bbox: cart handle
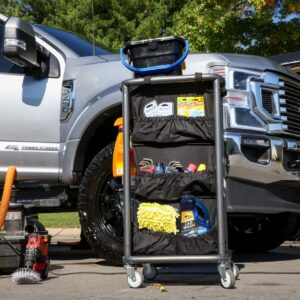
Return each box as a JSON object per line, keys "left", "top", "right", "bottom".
{"left": 120, "top": 39, "right": 189, "bottom": 75}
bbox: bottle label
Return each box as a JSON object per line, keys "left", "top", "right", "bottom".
{"left": 181, "top": 210, "right": 194, "bottom": 223}
{"left": 181, "top": 210, "right": 197, "bottom": 232}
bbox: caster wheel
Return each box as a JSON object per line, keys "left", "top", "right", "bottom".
{"left": 221, "top": 270, "right": 236, "bottom": 289}
{"left": 128, "top": 271, "right": 144, "bottom": 288}
{"left": 233, "top": 264, "right": 240, "bottom": 280}
{"left": 143, "top": 265, "right": 157, "bottom": 280}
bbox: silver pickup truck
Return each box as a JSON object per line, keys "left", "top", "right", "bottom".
{"left": 1, "top": 14, "right": 300, "bottom": 262}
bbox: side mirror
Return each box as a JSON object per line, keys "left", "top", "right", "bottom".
{"left": 3, "top": 17, "right": 40, "bottom": 68}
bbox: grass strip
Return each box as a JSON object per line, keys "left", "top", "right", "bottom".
{"left": 38, "top": 212, "right": 80, "bottom": 228}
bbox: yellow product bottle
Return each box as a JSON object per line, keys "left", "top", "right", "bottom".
{"left": 197, "top": 163, "right": 207, "bottom": 172}
{"left": 113, "top": 117, "right": 135, "bottom": 177}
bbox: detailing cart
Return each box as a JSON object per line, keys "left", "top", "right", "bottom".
{"left": 120, "top": 37, "right": 238, "bottom": 289}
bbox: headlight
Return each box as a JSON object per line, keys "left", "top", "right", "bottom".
{"left": 223, "top": 91, "right": 249, "bottom": 108}
{"left": 210, "top": 66, "right": 266, "bottom": 130}
{"left": 233, "top": 71, "right": 260, "bottom": 90}
{"left": 234, "top": 107, "right": 265, "bottom": 128}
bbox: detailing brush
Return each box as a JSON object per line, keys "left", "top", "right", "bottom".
{"left": 12, "top": 268, "right": 42, "bottom": 284}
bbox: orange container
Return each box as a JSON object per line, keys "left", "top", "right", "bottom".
{"left": 113, "top": 118, "right": 135, "bottom": 177}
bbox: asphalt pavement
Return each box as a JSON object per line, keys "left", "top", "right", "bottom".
{"left": 0, "top": 228, "right": 299, "bottom": 300}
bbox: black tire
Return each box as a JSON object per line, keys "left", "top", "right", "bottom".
{"left": 78, "top": 143, "right": 123, "bottom": 264}
{"left": 228, "top": 213, "right": 298, "bottom": 252}
{"left": 290, "top": 214, "right": 300, "bottom": 241}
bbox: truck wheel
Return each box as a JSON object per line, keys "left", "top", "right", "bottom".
{"left": 228, "top": 213, "right": 298, "bottom": 252}
{"left": 78, "top": 143, "right": 123, "bottom": 264}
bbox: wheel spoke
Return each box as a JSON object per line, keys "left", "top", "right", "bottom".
{"left": 109, "top": 177, "right": 121, "bottom": 190}
{"left": 96, "top": 174, "right": 123, "bottom": 238}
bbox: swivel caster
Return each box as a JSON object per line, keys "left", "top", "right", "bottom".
{"left": 221, "top": 270, "right": 236, "bottom": 289}
{"left": 143, "top": 264, "right": 157, "bottom": 280}
{"left": 233, "top": 264, "right": 240, "bottom": 280}
{"left": 127, "top": 270, "right": 144, "bottom": 288}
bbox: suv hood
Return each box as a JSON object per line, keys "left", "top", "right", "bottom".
{"left": 184, "top": 53, "right": 300, "bottom": 79}
{"left": 270, "top": 51, "right": 300, "bottom": 67}
{"left": 66, "top": 52, "right": 300, "bottom": 81}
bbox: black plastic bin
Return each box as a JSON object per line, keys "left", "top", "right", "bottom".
{"left": 121, "top": 36, "right": 188, "bottom": 76}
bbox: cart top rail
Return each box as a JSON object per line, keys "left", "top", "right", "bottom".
{"left": 122, "top": 73, "right": 225, "bottom": 87}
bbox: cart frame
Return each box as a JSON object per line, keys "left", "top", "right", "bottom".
{"left": 121, "top": 73, "right": 238, "bottom": 288}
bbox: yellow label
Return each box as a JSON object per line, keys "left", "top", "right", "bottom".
{"left": 177, "top": 96, "right": 205, "bottom": 117}
{"left": 181, "top": 211, "right": 195, "bottom": 223}
{"left": 189, "top": 96, "right": 205, "bottom": 117}
{"left": 177, "top": 97, "right": 189, "bottom": 117}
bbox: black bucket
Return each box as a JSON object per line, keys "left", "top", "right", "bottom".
{"left": 121, "top": 36, "right": 189, "bottom": 76}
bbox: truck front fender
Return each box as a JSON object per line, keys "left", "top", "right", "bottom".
{"left": 61, "top": 85, "right": 122, "bottom": 183}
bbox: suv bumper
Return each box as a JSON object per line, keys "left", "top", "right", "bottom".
{"left": 225, "top": 131, "right": 300, "bottom": 214}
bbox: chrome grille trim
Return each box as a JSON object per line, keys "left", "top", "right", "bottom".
{"left": 278, "top": 76, "right": 300, "bottom": 136}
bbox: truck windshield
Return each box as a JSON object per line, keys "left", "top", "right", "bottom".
{"left": 35, "top": 24, "right": 111, "bottom": 56}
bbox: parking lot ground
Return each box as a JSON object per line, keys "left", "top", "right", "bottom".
{"left": 0, "top": 230, "right": 299, "bottom": 300}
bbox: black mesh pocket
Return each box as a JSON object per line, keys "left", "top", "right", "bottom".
{"left": 176, "top": 226, "right": 217, "bottom": 255}
{"left": 133, "top": 198, "right": 217, "bottom": 255}
{"left": 130, "top": 82, "right": 215, "bottom": 119}
{"left": 133, "top": 229, "right": 176, "bottom": 255}
{"left": 133, "top": 227, "right": 217, "bottom": 255}
{"left": 132, "top": 116, "right": 214, "bottom": 144}
{"left": 135, "top": 171, "right": 215, "bottom": 201}
{"left": 133, "top": 144, "right": 215, "bottom": 174}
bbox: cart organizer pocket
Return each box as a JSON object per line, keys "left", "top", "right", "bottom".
{"left": 135, "top": 171, "right": 215, "bottom": 201}
{"left": 132, "top": 116, "right": 214, "bottom": 144}
{"left": 133, "top": 229, "right": 176, "bottom": 255}
{"left": 134, "top": 144, "right": 215, "bottom": 172}
{"left": 130, "top": 82, "right": 215, "bottom": 119}
{"left": 133, "top": 226, "right": 217, "bottom": 255}
{"left": 176, "top": 227, "right": 217, "bottom": 255}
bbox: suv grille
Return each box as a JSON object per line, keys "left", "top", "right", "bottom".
{"left": 279, "top": 77, "right": 300, "bottom": 136}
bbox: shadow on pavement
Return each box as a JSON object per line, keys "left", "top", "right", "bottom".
{"left": 145, "top": 274, "right": 222, "bottom": 287}
{"left": 48, "top": 243, "right": 300, "bottom": 279}
{"left": 232, "top": 244, "right": 300, "bottom": 263}
{"left": 49, "top": 271, "right": 124, "bottom": 276}
{"left": 49, "top": 245, "right": 96, "bottom": 260}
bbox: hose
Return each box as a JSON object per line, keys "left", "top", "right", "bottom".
{"left": 0, "top": 166, "right": 17, "bottom": 230}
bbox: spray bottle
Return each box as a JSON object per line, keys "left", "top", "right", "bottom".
{"left": 112, "top": 117, "right": 135, "bottom": 177}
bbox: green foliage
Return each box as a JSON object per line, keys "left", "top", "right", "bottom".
{"left": 170, "top": 0, "right": 300, "bottom": 56}
{"left": 0, "top": 0, "right": 299, "bottom": 55}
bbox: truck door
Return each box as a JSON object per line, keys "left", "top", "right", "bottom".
{"left": 0, "top": 19, "right": 65, "bottom": 181}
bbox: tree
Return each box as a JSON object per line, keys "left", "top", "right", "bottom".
{"left": 170, "top": 0, "right": 300, "bottom": 56}
{"left": 0, "top": 0, "right": 184, "bottom": 52}
{"left": 0, "top": 0, "right": 299, "bottom": 55}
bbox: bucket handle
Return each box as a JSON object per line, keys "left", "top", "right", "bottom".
{"left": 194, "top": 197, "right": 211, "bottom": 230}
{"left": 120, "top": 39, "right": 189, "bottom": 75}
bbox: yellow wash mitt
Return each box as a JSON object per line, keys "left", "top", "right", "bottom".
{"left": 137, "top": 203, "right": 179, "bottom": 234}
